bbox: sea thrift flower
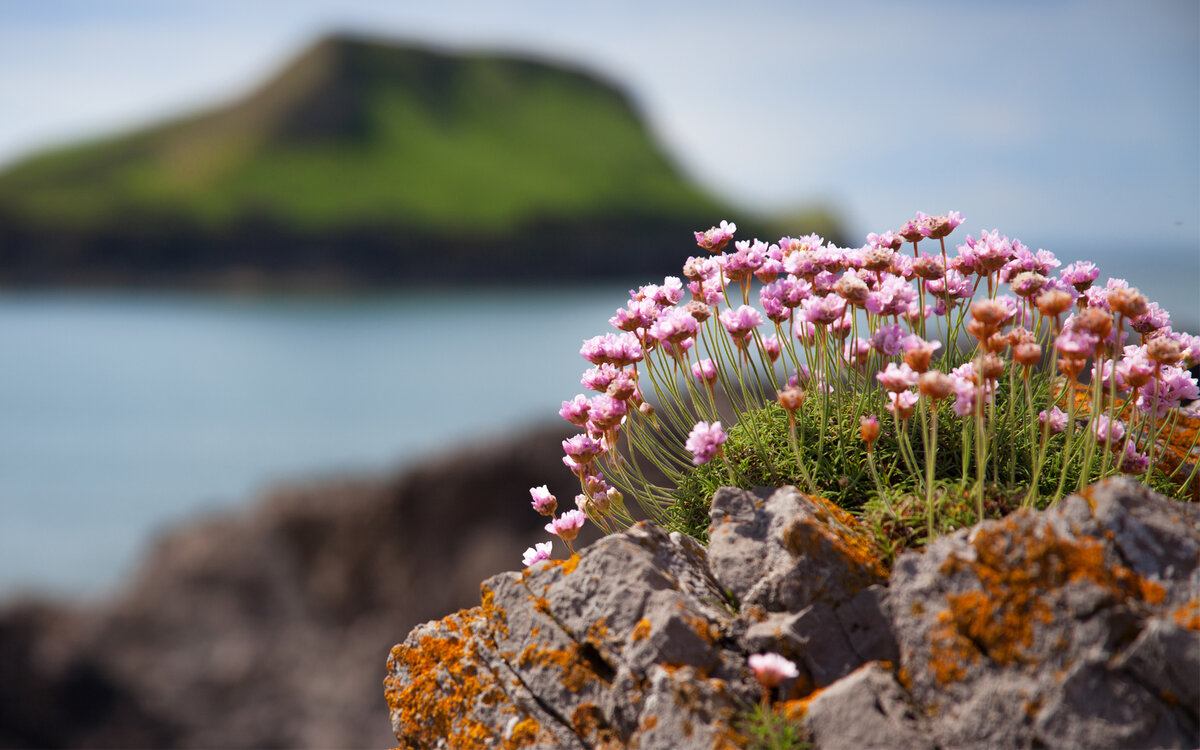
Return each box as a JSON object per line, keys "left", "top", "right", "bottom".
{"left": 522, "top": 541, "right": 553, "bottom": 567}
{"left": 691, "top": 357, "right": 719, "bottom": 385}
{"left": 800, "top": 294, "right": 846, "bottom": 326}
{"left": 886, "top": 389, "right": 919, "bottom": 420}
{"left": 545, "top": 509, "right": 587, "bottom": 542}
{"left": 777, "top": 386, "right": 805, "bottom": 413}
{"left": 563, "top": 434, "right": 605, "bottom": 463}
{"left": 1060, "top": 261, "right": 1100, "bottom": 291}
{"left": 923, "top": 211, "right": 965, "bottom": 239}
{"left": 695, "top": 220, "right": 736, "bottom": 252}
{"left": 580, "top": 333, "right": 643, "bottom": 367}
{"left": 877, "top": 362, "right": 919, "bottom": 392}
{"left": 530, "top": 486, "right": 558, "bottom": 516}
{"left": 587, "top": 394, "right": 628, "bottom": 431}
{"left": 844, "top": 338, "right": 871, "bottom": 369}
{"left": 582, "top": 364, "right": 620, "bottom": 393}
{"left": 1038, "top": 407, "right": 1068, "bottom": 435}
{"left": 559, "top": 394, "right": 590, "bottom": 425}
{"left": 902, "top": 335, "right": 942, "bottom": 372}
{"left": 869, "top": 323, "right": 909, "bottom": 357}
{"left": 1092, "top": 415, "right": 1126, "bottom": 446}
{"left": 860, "top": 415, "right": 880, "bottom": 452}
{"left": 918, "top": 370, "right": 954, "bottom": 401}
{"left": 720, "top": 305, "right": 764, "bottom": 342}
{"left": 762, "top": 335, "right": 782, "bottom": 362}
{"left": 1119, "top": 442, "right": 1150, "bottom": 475}
{"left": 647, "top": 307, "right": 699, "bottom": 345}
{"left": 748, "top": 653, "right": 799, "bottom": 688}
{"left": 685, "top": 420, "right": 728, "bottom": 465}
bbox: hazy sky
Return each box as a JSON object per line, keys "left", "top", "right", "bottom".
{"left": 0, "top": 0, "right": 1197, "bottom": 246}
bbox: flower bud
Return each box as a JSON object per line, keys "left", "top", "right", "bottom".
{"left": 979, "top": 353, "right": 1005, "bottom": 381}
{"left": 1075, "top": 308, "right": 1113, "bottom": 340}
{"left": 1013, "top": 342, "right": 1042, "bottom": 369}
{"left": 1146, "top": 337, "right": 1182, "bottom": 365}
{"left": 1107, "top": 287, "right": 1148, "bottom": 319}
{"left": 777, "top": 386, "right": 805, "bottom": 413}
{"left": 918, "top": 370, "right": 953, "bottom": 401}
{"left": 859, "top": 415, "right": 880, "bottom": 451}
{"left": 1035, "top": 289, "right": 1073, "bottom": 318}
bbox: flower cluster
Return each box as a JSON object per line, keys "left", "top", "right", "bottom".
{"left": 521, "top": 213, "right": 1199, "bottom": 564}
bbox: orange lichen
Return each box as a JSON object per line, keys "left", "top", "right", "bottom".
{"left": 640, "top": 714, "right": 659, "bottom": 730}
{"left": 926, "top": 514, "right": 1168, "bottom": 684}
{"left": 631, "top": 618, "right": 652, "bottom": 642}
{"left": 1172, "top": 600, "right": 1200, "bottom": 630}
{"left": 570, "top": 703, "right": 621, "bottom": 746}
{"left": 503, "top": 718, "right": 541, "bottom": 748}
{"left": 548, "top": 554, "right": 581, "bottom": 576}
{"left": 517, "top": 640, "right": 604, "bottom": 693}
{"left": 384, "top": 608, "right": 515, "bottom": 747}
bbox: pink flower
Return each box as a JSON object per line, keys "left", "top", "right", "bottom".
{"left": 522, "top": 541, "right": 553, "bottom": 567}
{"left": 647, "top": 307, "right": 699, "bottom": 344}
{"left": 580, "top": 333, "right": 643, "bottom": 367}
{"left": 582, "top": 364, "right": 620, "bottom": 393}
{"left": 877, "top": 362, "right": 919, "bottom": 392}
{"left": 1119, "top": 442, "right": 1150, "bottom": 475}
{"left": 1092, "top": 415, "right": 1126, "bottom": 446}
{"left": 1060, "top": 261, "right": 1100, "bottom": 291}
{"left": 800, "top": 293, "right": 846, "bottom": 326}
{"left": 530, "top": 486, "right": 558, "bottom": 516}
{"left": 748, "top": 652, "right": 799, "bottom": 688}
{"left": 587, "top": 394, "right": 628, "bottom": 431}
{"left": 762, "top": 335, "right": 782, "bottom": 362}
{"left": 545, "top": 509, "right": 587, "bottom": 541}
{"left": 692, "top": 358, "right": 719, "bottom": 385}
{"left": 1038, "top": 407, "right": 1068, "bottom": 435}
{"left": 686, "top": 420, "right": 728, "bottom": 465}
{"left": 844, "top": 338, "right": 871, "bottom": 369}
{"left": 695, "top": 220, "right": 737, "bottom": 252}
{"left": 559, "top": 394, "right": 591, "bottom": 425}
{"left": 563, "top": 434, "right": 605, "bottom": 463}
{"left": 885, "top": 389, "right": 920, "bottom": 420}
{"left": 720, "top": 305, "right": 764, "bottom": 341}
{"left": 869, "top": 323, "right": 909, "bottom": 357}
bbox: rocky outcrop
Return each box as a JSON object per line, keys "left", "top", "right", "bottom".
{"left": 0, "top": 422, "right": 584, "bottom": 749}
{"left": 385, "top": 479, "right": 1200, "bottom": 749}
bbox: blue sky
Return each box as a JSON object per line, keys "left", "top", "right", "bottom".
{"left": 0, "top": 0, "right": 1196, "bottom": 247}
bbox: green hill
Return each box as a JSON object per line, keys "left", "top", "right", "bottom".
{"left": 0, "top": 34, "right": 840, "bottom": 285}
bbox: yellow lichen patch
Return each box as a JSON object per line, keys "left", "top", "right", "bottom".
{"left": 384, "top": 608, "right": 516, "bottom": 748}
{"left": 547, "top": 554, "right": 581, "bottom": 576}
{"left": 502, "top": 717, "right": 541, "bottom": 749}
{"left": 480, "top": 584, "right": 509, "bottom": 640}
{"left": 927, "top": 514, "right": 1168, "bottom": 683}
{"left": 631, "top": 618, "right": 652, "bottom": 642}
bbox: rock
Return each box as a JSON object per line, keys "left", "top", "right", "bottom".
{"left": 386, "top": 486, "right": 901, "bottom": 747}
{"left": 801, "top": 662, "right": 934, "bottom": 750}
{"left": 886, "top": 476, "right": 1199, "bottom": 749}
{"left": 386, "top": 478, "right": 1200, "bottom": 750}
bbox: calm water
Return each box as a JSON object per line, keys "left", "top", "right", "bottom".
{"left": 1, "top": 242, "right": 1196, "bottom": 598}
{"left": 0, "top": 284, "right": 637, "bottom": 597}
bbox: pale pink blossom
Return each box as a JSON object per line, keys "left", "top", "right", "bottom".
{"left": 522, "top": 541, "right": 553, "bottom": 567}
{"left": 748, "top": 652, "right": 800, "bottom": 688}
{"left": 545, "top": 509, "right": 587, "bottom": 541}
{"left": 686, "top": 421, "right": 728, "bottom": 465}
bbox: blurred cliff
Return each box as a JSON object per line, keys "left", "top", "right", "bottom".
{"left": 0, "top": 33, "right": 842, "bottom": 287}
{"left": 0, "top": 423, "right": 593, "bottom": 748}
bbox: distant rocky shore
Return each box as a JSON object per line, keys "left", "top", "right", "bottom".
{"left": 0, "top": 422, "right": 585, "bottom": 748}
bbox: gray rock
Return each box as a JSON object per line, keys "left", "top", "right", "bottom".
{"left": 802, "top": 662, "right": 934, "bottom": 750}
{"left": 386, "top": 478, "right": 1200, "bottom": 749}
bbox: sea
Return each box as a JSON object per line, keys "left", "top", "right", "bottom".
{"left": 2, "top": 242, "right": 1197, "bottom": 598}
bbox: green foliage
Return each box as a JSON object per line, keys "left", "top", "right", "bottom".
{"left": 734, "top": 703, "right": 811, "bottom": 750}
{"left": 0, "top": 35, "right": 723, "bottom": 235}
